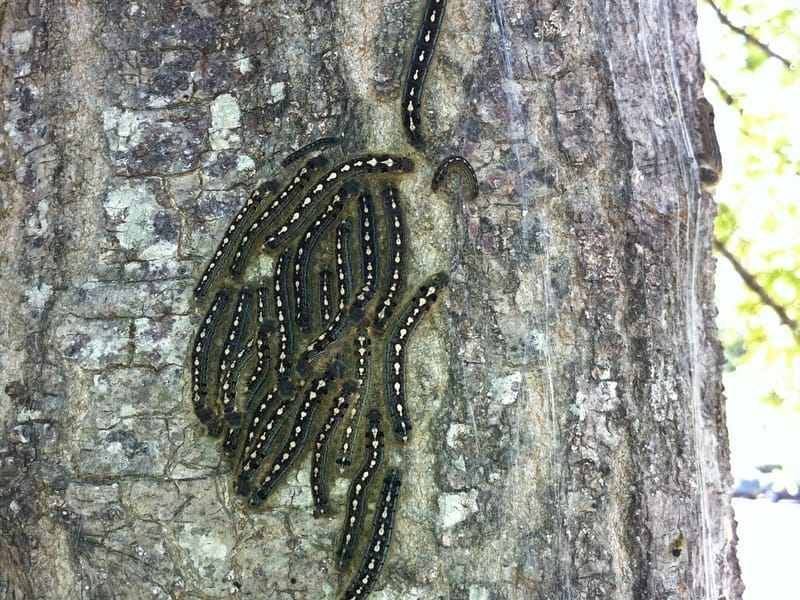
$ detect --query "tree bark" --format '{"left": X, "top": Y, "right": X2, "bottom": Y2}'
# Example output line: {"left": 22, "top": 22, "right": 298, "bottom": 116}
{"left": 0, "top": 1, "right": 741, "bottom": 599}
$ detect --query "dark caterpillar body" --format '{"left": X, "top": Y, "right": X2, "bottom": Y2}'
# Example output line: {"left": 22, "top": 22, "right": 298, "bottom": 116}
{"left": 293, "top": 188, "right": 347, "bottom": 332}
{"left": 319, "top": 268, "right": 334, "bottom": 327}
{"left": 281, "top": 136, "right": 341, "bottom": 168}
{"left": 372, "top": 186, "right": 406, "bottom": 332}
{"left": 217, "top": 288, "right": 254, "bottom": 419}
{"left": 337, "top": 329, "right": 372, "bottom": 469}
{"left": 194, "top": 180, "right": 278, "bottom": 299}
{"left": 337, "top": 410, "right": 384, "bottom": 569}
{"left": 190, "top": 289, "right": 231, "bottom": 435}
{"left": 401, "top": 0, "right": 447, "bottom": 147}
{"left": 311, "top": 382, "right": 356, "bottom": 516}
{"left": 431, "top": 155, "right": 478, "bottom": 199}
{"left": 235, "top": 385, "right": 287, "bottom": 496}
{"left": 351, "top": 190, "right": 379, "bottom": 319}
{"left": 273, "top": 248, "right": 295, "bottom": 396}
{"left": 384, "top": 272, "right": 449, "bottom": 442}
{"left": 264, "top": 155, "right": 413, "bottom": 250}
{"left": 230, "top": 156, "right": 329, "bottom": 275}
{"left": 340, "top": 469, "right": 402, "bottom": 599}
{"left": 249, "top": 363, "right": 343, "bottom": 506}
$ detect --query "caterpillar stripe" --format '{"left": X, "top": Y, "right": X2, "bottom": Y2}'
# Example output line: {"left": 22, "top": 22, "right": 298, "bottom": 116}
{"left": 319, "top": 268, "right": 334, "bottom": 327}
{"left": 337, "top": 329, "right": 372, "bottom": 469}
{"left": 372, "top": 186, "right": 406, "bottom": 332}
{"left": 311, "top": 383, "right": 356, "bottom": 516}
{"left": 293, "top": 188, "right": 348, "bottom": 332}
{"left": 384, "top": 272, "right": 448, "bottom": 442}
{"left": 194, "top": 180, "right": 278, "bottom": 299}
{"left": 190, "top": 289, "right": 230, "bottom": 436}
{"left": 351, "top": 189, "right": 379, "bottom": 320}
{"left": 273, "top": 248, "right": 295, "bottom": 396}
{"left": 401, "top": 0, "right": 447, "bottom": 147}
{"left": 340, "top": 469, "right": 402, "bottom": 600}
{"left": 431, "top": 155, "right": 478, "bottom": 199}
{"left": 337, "top": 410, "right": 384, "bottom": 569}
{"left": 229, "top": 156, "right": 328, "bottom": 275}
{"left": 281, "top": 136, "right": 341, "bottom": 168}
{"left": 249, "top": 363, "right": 343, "bottom": 507}
{"left": 263, "top": 155, "right": 413, "bottom": 249}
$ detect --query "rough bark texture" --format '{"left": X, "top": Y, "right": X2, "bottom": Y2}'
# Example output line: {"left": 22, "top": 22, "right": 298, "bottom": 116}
{"left": 0, "top": 1, "right": 741, "bottom": 599}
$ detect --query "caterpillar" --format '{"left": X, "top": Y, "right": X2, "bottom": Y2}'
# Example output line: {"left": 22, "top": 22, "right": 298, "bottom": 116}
{"left": 190, "top": 289, "right": 231, "bottom": 436}
{"left": 293, "top": 189, "right": 347, "bottom": 332}
{"left": 351, "top": 189, "right": 379, "bottom": 319}
{"left": 372, "top": 186, "right": 406, "bottom": 332}
{"left": 311, "top": 382, "right": 356, "bottom": 516}
{"left": 340, "top": 469, "right": 402, "bottom": 600}
{"left": 281, "top": 136, "right": 341, "bottom": 168}
{"left": 235, "top": 385, "right": 286, "bottom": 496}
{"left": 263, "top": 155, "right": 413, "bottom": 249}
{"left": 229, "top": 156, "right": 329, "bottom": 275}
{"left": 384, "top": 272, "right": 449, "bottom": 442}
{"left": 336, "top": 409, "right": 384, "bottom": 569}
{"left": 217, "top": 288, "right": 254, "bottom": 417}
{"left": 337, "top": 329, "right": 372, "bottom": 469}
{"left": 193, "top": 180, "right": 279, "bottom": 299}
{"left": 319, "top": 268, "right": 334, "bottom": 327}
{"left": 249, "top": 362, "right": 343, "bottom": 507}
{"left": 431, "top": 155, "right": 478, "bottom": 200}
{"left": 273, "top": 248, "right": 295, "bottom": 396}
{"left": 401, "top": 0, "right": 447, "bottom": 147}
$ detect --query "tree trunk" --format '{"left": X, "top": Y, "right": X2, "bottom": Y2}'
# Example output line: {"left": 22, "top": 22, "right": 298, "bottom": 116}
{"left": 0, "top": 1, "right": 741, "bottom": 599}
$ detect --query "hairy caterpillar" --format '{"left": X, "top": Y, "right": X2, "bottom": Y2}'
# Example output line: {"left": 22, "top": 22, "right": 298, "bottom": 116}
{"left": 235, "top": 385, "right": 288, "bottom": 495}
{"left": 351, "top": 190, "right": 379, "bottom": 319}
{"left": 273, "top": 248, "right": 295, "bottom": 396}
{"left": 311, "top": 382, "right": 356, "bottom": 516}
{"left": 193, "top": 180, "right": 278, "bottom": 299}
{"left": 384, "top": 272, "right": 449, "bottom": 442}
{"left": 230, "top": 156, "right": 329, "bottom": 275}
{"left": 249, "top": 363, "right": 343, "bottom": 506}
{"left": 190, "top": 289, "right": 230, "bottom": 436}
{"left": 264, "top": 155, "right": 413, "bottom": 249}
{"left": 372, "top": 186, "right": 406, "bottom": 332}
{"left": 401, "top": 0, "right": 447, "bottom": 147}
{"left": 319, "top": 268, "right": 334, "bottom": 327}
{"left": 281, "top": 136, "right": 341, "bottom": 168}
{"left": 340, "top": 469, "right": 402, "bottom": 599}
{"left": 293, "top": 189, "right": 347, "bottom": 332}
{"left": 217, "top": 289, "right": 254, "bottom": 417}
{"left": 337, "top": 410, "right": 384, "bottom": 569}
{"left": 431, "top": 155, "right": 478, "bottom": 200}
{"left": 337, "top": 329, "right": 372, "bottom": 468}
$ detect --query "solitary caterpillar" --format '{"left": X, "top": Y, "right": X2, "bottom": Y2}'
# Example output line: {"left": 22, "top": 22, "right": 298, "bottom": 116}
{"left": 384, "top": 272, "right": 449, "bottom": 442}
{"left": 190, "top": 289, "right": 230, "bottom": 436}
{"left": 337, "top": 329, "right": 372, "bottom": 469}
{"left": 230, "top": 156, "right": 329, "bottom": 275}
{"left": 401, "top": 0, "right": 447, "bottom": 147}
{"left": 249, "top": 362, "right": 343, "bottom": 506}
{"left": 264, "top": 155, "right": 413, "bottom": 249}
{"left": 193, "top": 180, "right": 278, "bottom": 299}
{"left": 311, "top": 382, "right": 355, "bottom": 516}
{"left": 431, "top": 155, "right": 478, "bottom": 200}
{"left": 340, "top": 469, "right": 402, "bottom": 599}
{"left": 337, "top": 409, "right": 384, "bottom": 569}
{"left": 281, "top": 136, "right": 341, "bottom": 168}
{"left": 372, "top": 186, "right": 406, "bottom": 332}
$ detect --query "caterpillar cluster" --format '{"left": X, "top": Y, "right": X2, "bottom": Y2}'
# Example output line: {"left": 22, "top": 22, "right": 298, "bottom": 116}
{"left": 188, "top": 142, "right": 446, "bottom": 597}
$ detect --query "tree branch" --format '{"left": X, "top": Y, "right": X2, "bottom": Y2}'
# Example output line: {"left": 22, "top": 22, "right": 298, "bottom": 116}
{"left": 704, "top": 0, "right": 794, "bottom": 70}
{"left": 714, "top": 237, "right": 800, "bottom": 341}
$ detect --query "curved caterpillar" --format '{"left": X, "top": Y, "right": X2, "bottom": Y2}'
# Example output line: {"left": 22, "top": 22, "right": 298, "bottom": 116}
{"left": 230, "top": 156, "right": 329, "bottom": 275}
{"left": 372, "top": 186, "right": 406, "bottom": 332}
{"left": 264, "top": 155, "right": 413, "bottom": 249}
{"left": 351, "top": 190, "right": 379, "bottom": 319}
{"left": 190, "top": 289, "right": 230, "bottom": 436}
{"left": 311, "top": 382, "right": 356, "bottom": 516}
{"left": 340, "top": 469, "right": 402, "bottom": 600}
{"left": 337, "top": 409, "right": 384, "bottom": 569}
{"left": 281, "top": 136, "right": 341, "bottom": 168}
{"left": 193, "top": 180, "right": 278, "bottom": 299}
{"left": 401, "top": 0, "right": 447, "bottom": 147}
{"left": 431, "top": 155, "right": 478, "bottom": 200}
{"left": 293, "top": 189, "right": 347, "bottom": 332}
{"left": 337, "top": 329, "right": 372, "bottom": 469}
{"left": 319, "top": 268, "right": 334, "bottom": 327}
{"left": 384, "top": 272, "right": 449, "bottom": 442}
{"left": 249, "top": 363, "right": 342, "bottom": 507}
{"left": 273, "top": 248, "right": 295, "bottom": 396}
